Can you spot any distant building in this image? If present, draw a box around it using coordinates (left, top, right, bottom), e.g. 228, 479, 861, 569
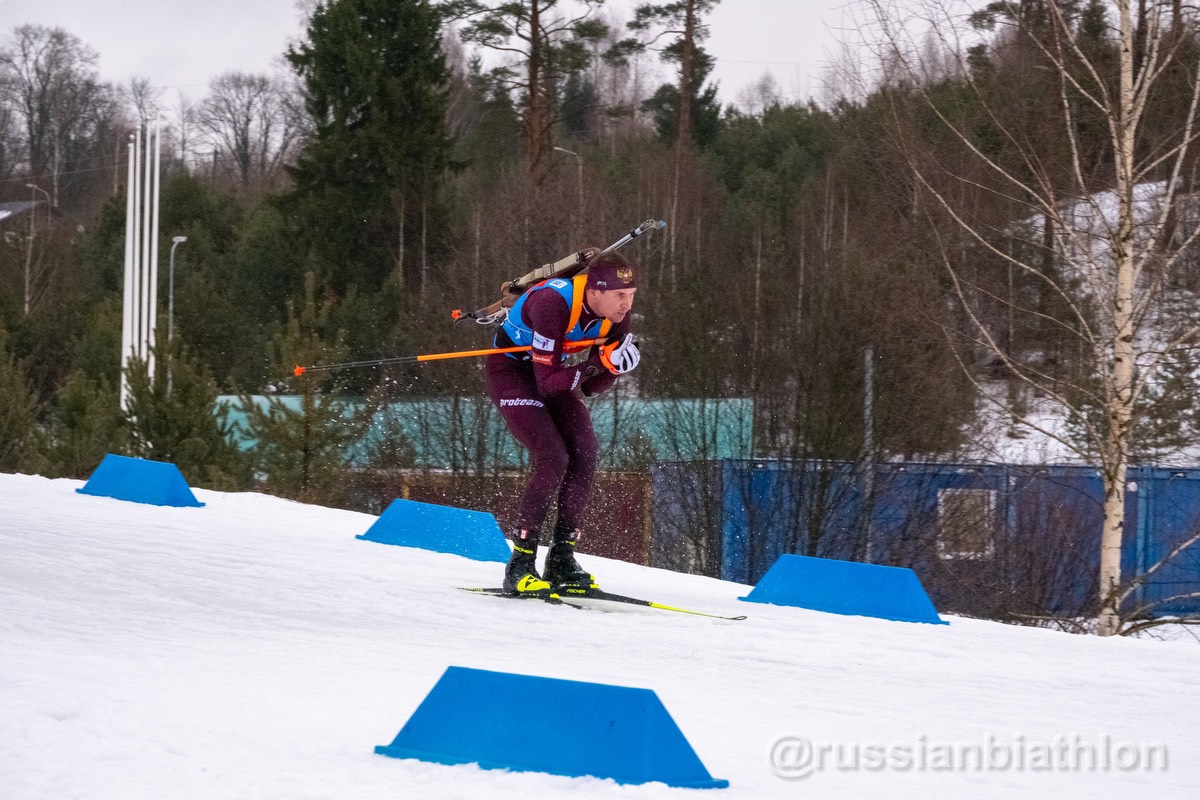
216, 395, 754, 469
0, 200, 63, 227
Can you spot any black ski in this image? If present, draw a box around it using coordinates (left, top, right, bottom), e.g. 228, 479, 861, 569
459, 586, 563, 603
459, 586, 747, 621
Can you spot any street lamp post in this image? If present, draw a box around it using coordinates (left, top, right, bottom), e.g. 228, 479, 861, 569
23, 184, 51, 316
553, 146, 584, 240
167, 235, 187, 393
168, 236, 188, 344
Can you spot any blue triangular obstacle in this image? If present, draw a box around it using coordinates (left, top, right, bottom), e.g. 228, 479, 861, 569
356, 498, 510, 562
740, 554, 947, 625
75, 454, 204, 508
375, 666, 728, 789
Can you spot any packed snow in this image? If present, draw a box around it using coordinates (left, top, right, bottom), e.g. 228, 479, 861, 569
2, 471, 1198, 799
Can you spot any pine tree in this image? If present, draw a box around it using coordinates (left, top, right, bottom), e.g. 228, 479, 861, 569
0, 325, 44, 472
286, 0, 453, 295
561, 72, 596, 139
46, 371, 127, 478
628, 0, 722, 148
457, 0, 609, 184
238, 272, 363, 505
124, 339, 251, 491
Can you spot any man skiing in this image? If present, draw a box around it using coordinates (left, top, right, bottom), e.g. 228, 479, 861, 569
484, 252, 641, 595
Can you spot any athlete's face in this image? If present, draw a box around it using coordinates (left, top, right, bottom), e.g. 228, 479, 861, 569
586, 287, 637, 323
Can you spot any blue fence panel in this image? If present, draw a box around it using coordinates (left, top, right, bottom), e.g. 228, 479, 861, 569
867, 465, 1006, 615
1132, 468, 1200, 615
719, 461, 864, 584
1006, 467, 1104, 616
651, 459, 1200, 619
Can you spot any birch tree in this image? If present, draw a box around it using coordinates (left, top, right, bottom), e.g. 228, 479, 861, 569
863, 0, 1200, 634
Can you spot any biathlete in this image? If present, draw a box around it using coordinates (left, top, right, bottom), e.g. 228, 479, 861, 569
484, 252, 641, 595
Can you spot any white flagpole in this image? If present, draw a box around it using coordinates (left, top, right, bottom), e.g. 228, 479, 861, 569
147, 121, 162, 380
141, 121, 153, 365
131, 126, 143, 361
120, 136, 136, 411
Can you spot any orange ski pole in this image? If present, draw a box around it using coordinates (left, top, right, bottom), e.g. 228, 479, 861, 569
292, 338, 606, 377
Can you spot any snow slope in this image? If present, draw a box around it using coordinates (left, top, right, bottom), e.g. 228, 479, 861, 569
2, 472, 1198, 799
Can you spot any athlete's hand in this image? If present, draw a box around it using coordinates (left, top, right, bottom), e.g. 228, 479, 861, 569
598, 333, 640, 375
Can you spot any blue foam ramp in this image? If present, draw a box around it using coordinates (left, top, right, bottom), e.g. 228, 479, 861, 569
374, 666, 728, 789
75, 454, 204, 507
356, 498, 510, 562
740, 554, 947, 624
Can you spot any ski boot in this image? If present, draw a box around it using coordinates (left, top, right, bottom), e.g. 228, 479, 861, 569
502, 531, 552, 596
542, 524, 598, 591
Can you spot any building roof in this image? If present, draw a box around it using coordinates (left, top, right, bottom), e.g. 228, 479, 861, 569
0, 200, 72, 235
0, 200, 40, 223
216, 395, 755, 468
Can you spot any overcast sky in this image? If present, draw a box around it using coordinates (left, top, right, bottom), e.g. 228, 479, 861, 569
1, 0, 860, 108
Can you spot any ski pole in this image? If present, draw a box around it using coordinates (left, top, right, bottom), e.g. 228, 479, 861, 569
292, 338, 607, 377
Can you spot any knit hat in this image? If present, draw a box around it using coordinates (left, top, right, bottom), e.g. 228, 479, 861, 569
586, 254, 637, 291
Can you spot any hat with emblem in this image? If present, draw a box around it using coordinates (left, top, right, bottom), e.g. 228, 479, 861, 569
586, 253, 637, 291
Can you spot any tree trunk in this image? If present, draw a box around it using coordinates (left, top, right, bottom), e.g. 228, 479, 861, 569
1098, 463, 1128, 635
751, 228, 763, 390
420, 190, 428, 298
677, 0, 696, 148
1098, 0, 1140, 637
667, 0, 699, 290
527, 0, 547, 185
23, 202, 34, 317
52, 120, 62, 206
396, 192, 406, 289
668, 163, 679, 290
797, 223, 805, 331
473, 212, 481, 304
301, 398, 313, 502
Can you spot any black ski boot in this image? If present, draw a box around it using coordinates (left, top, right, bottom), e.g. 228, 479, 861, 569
542, 525, 598, 590
502, 531, 552, 596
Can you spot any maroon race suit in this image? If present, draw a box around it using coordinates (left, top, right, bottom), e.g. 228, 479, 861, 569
484, 285, 629, 534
